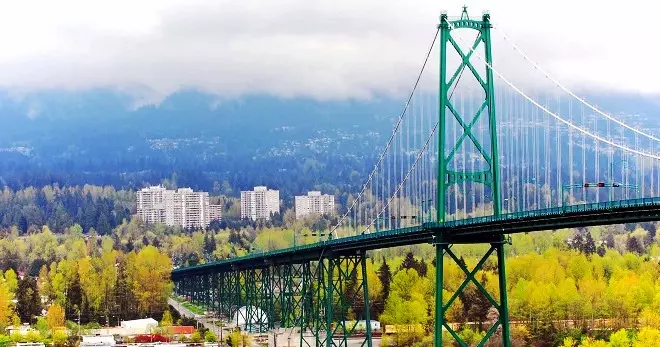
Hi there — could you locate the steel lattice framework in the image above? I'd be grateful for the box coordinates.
[434,9,511,346]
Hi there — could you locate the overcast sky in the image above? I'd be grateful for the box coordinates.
[0,0,656,103]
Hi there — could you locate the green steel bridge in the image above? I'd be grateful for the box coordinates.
[171,8,660,347]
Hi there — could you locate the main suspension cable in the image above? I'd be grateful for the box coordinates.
[447,21,660,161]
[492,23,660,143]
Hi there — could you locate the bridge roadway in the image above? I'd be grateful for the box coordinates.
[171,198,660,278]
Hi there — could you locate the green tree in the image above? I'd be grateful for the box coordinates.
[190,331,202,343]
[160,310,173,326]
[205,330,218,343]
[608,329,631,347]
[379,269,429,325]
[52,330,67,346]
[0,281,15,331]
[3,270,17,295]
[35,317,49,336]
[16,276,40,324]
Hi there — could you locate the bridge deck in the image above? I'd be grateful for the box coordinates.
[171,198,660,277]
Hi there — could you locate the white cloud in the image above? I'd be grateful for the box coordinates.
[0,0,655,102]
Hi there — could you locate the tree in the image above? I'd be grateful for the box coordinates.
[377,258,392,317]
[37,265,51,299]
[160,310,173,327]
[626,236,643,254]
[128,246,173,315]
[584,232,597,255]
[379,269,429,325]
[605,233,616,249]
[0,281,15,331]
[52,330,67,346]
[205,330,218,342]
[45,304,65,330]
[65,272,83,321]
[4,270,17,295]
[16,276,40,324]
[35,317,49,336]
[400,252,418,271]
[190,331,202,343]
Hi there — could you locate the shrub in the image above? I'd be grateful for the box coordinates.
[205,330,218,343]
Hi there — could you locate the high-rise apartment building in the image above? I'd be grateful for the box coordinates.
[294,191,335,219]
[136,186,167,224]
[136,186,221,228]
[240,186,280,220]
[209,204,223,222]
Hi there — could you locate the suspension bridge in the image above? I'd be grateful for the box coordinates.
[171,8,660,347]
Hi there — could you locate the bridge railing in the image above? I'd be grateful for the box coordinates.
[172,197,660,275]
[441,197,660,227]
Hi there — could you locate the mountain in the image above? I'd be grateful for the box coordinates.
[0,89,658,200]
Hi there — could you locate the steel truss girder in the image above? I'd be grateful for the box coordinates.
[299,252,372,347]
[173,253,374,347]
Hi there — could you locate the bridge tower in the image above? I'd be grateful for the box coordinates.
[435,8,511,346]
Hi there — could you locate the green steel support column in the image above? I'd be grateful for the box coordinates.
[299,262,311,347]
[212,273,219,315]
[482,12,501,216]
[325,259,334,347]
[283,263,294,328]
[360,252,373,347]
[436,13,449,223]
[264,266,275,331]
[496,240,511,347]
[266,265,277,329]
[204,274,212,311]
[192,275,198,305]
[234,269,243,329]
[219,272,227,318]
[302,260,327,347]
[434,234,445,347]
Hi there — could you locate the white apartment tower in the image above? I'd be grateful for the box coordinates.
[137,186,221,228]
[295,191,335,219]
[241,186,280,220]
[136,186,167,224]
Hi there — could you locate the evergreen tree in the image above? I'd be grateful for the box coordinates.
[17,276,41,324]
[626,236,643,254]
[418,259,428,277]
[400,252,421,273]
[605,233,616,248]
[65,273,83,321]
[568,231,585,252]
[204,232,216,255]
[376,258,392,317]
[584,232,597,255]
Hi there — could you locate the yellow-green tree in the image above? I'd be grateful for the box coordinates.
[0,281,15,331]
[45,304,65,330]
[128,246,173,315]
